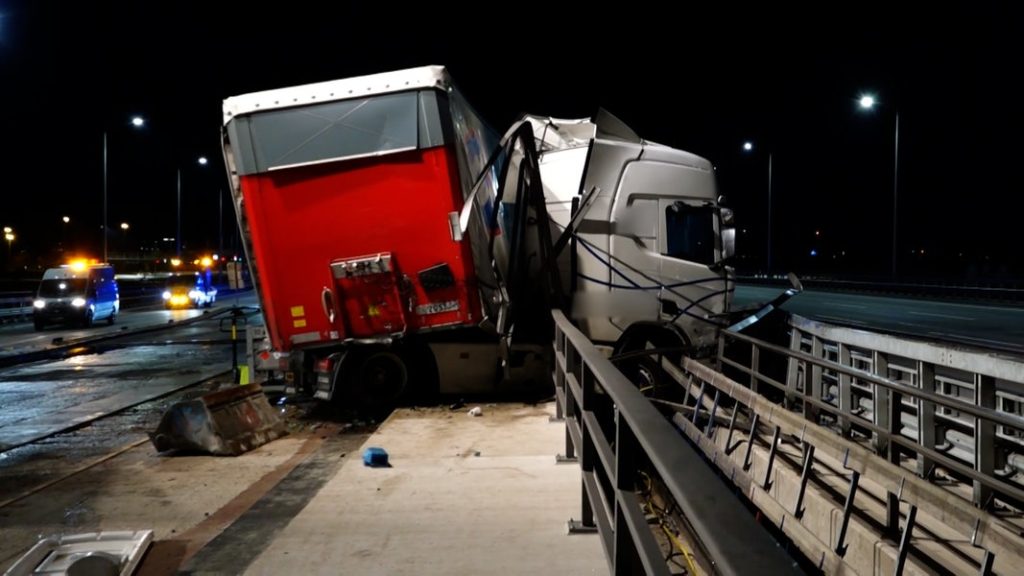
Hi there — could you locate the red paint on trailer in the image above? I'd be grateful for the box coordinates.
[239,145,480,352]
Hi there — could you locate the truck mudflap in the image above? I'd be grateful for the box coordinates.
[149,384,287,456]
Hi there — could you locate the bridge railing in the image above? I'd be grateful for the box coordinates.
[692,314,1024,573]
[0,293,32,322]
[551,309,799,576]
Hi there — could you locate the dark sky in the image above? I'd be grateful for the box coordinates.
[1,2,1022,281]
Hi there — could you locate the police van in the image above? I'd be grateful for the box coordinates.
[33,263,120,330]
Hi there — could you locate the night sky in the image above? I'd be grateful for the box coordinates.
[1,2,1022,282]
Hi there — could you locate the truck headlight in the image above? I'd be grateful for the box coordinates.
[71,297,86,307]
[162,291,172,300]
[33,299,45,309]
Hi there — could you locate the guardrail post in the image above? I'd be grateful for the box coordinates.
[750,343,760,394]
[872,351,891,456]
[974,374,996,508]
[835,470,860,557]
[785,328,802,410]
[838,343,854,437]
[805,336,823,423]
[613,414,640,575]
[894,504,918,576]
[916,362,937,479]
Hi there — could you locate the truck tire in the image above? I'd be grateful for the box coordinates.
[612,325,689,400]
[33,319,45,331]
[342,347,409,411]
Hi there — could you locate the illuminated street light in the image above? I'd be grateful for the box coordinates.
[857,92,899,278]
[62,216,70,224]
[120,222,130,230]
[742,141,773,274]
[177,155,210,258]
[104,115,146,262]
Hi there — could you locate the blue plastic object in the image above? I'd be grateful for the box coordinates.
[363,446,389,467]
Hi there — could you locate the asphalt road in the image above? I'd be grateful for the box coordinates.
[734,284,1024,353]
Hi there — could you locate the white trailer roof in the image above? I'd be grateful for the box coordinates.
[223,65,450,125]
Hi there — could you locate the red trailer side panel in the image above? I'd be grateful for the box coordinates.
[240,146,481,352]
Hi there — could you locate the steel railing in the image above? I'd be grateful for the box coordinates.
[674,314,1024,574]
[551,309,799,576]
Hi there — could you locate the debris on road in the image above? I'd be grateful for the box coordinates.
[362,447,389,467]
[468,406,482,417]
[4,530,153,576]
[149,384,287,456]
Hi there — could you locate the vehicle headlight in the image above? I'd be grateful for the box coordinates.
[162,291,172,300]
[188,290,200,299]
[71,297,86,307]
[33,299,46,309]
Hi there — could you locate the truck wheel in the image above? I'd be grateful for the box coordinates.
[346,348,409,410]
[612,327,688,400]
[360,350,408,406]
[81,311,94,328]
[107,311,116,325]
[33,319,45,331]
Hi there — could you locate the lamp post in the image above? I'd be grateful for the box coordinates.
[120,222,130,257]
[178,156,209,258]
[742,142,773,275]
[103,115,145,262]
[857,94,899,278]
[4,228,14,261]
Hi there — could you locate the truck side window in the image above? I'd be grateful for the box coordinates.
[664,202,715,265]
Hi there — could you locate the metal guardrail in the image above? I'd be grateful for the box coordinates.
[687,314,1024,574]
[551,309,799,576]
[0,294,32,321]
[739,276,1024,303]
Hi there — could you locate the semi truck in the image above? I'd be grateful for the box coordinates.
[221,65,734,404]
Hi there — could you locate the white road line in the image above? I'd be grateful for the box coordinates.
[832,303,866,309]
[817,314,868,326]
[908,311,975,321]
[896,321,930,329]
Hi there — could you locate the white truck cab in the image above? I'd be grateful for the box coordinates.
[528,113,734,357]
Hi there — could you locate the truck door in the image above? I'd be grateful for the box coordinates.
[657,199,727,344]
[607,196,661,332]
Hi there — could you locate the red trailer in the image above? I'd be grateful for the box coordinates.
[222,66,549,404]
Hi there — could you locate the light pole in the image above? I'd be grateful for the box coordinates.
[4,229,14,261]
[178,156,209,258]
[103,115,145,263]
[742,142,773,276]
[60,216,70,252]
[857,94,899,278]
[120,222,130,257]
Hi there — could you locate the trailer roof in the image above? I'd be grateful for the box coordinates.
[222,65,450,125]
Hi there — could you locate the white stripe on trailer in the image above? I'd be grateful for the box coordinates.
[222,65,451,124]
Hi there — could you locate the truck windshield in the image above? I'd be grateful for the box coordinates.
[38,278,87,297]
[664,203,716,265]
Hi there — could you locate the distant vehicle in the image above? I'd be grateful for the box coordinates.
[33,263,120,330]
[162,272,217,309]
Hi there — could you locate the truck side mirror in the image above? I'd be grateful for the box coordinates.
[719,207,735,260]
[722,226,736,260]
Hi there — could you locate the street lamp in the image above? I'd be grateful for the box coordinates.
[857,93,899,278]
[742,141,773,275]
[104,115,145,262]
[4,230,14,260]
[177,156,209,258]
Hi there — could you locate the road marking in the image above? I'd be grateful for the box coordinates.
[817,314,868,326]
[831,303,866,309]
[896,321,930,329]
[908,311,975,321]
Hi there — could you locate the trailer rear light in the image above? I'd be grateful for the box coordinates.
[316,357,334,373]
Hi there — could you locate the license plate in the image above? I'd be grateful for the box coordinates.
[415,300,459,315]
